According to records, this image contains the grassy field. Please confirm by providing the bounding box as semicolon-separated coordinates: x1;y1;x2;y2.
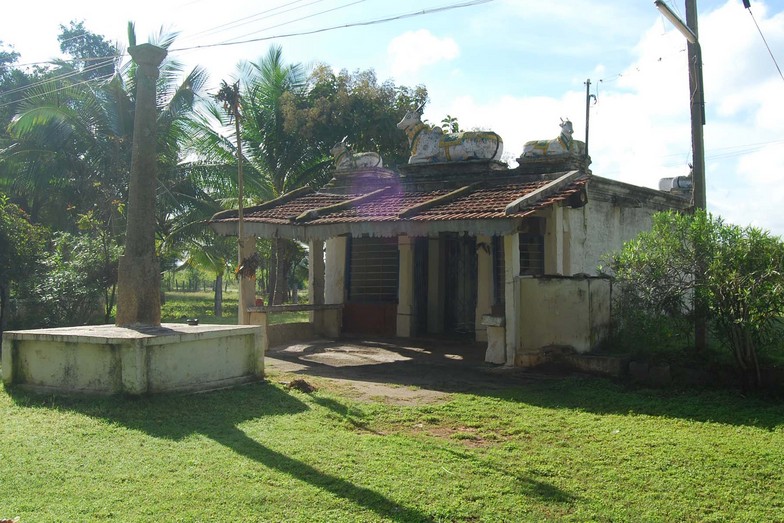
1;373;782;522
161;290;309;325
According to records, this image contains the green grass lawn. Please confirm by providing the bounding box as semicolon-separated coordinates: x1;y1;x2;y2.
161;290;309;325
1;374;782;522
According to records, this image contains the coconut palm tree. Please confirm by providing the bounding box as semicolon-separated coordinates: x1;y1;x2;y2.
1;24;211;320
3;24;209;234
186;45;331;305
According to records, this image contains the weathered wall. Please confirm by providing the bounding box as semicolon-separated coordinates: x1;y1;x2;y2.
565;176;690;276
2;324;263;395
515;276;611;362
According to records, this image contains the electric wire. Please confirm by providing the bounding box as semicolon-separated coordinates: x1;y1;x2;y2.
0;58;121;101
176;0;328;44
219;0;367;45
745;4;784;83
168;0;495;52
4;0;491;101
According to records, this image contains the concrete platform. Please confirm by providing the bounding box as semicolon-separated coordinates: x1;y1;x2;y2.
2;323;263;395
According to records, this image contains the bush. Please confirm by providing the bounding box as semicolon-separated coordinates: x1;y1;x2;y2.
607;210;784;387
24;232;121;327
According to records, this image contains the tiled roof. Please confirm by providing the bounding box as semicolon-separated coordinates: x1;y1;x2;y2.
212;173;587;227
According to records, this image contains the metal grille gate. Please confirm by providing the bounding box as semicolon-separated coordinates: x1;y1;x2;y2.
444;234;477;335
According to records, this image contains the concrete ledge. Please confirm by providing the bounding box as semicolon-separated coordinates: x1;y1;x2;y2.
515;344;628;378
2;323;263;395
267;322;317;347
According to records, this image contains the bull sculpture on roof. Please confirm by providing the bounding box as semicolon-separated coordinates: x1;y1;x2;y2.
396;104;503;164
330;136;383;170
522;118;586;158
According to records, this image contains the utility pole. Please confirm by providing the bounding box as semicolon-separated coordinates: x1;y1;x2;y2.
685;0;708;352
655;0;707;351
584;79;596;160
686;0;706;210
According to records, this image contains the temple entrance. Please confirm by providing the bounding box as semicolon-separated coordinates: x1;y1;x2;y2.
444;234;477;336
343;236;399;336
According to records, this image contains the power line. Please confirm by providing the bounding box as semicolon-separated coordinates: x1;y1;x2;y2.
0;60;120;110
169;0;495;53
0;72;116;111
177;0;328;44
6;0;493;100
0;58;122;101
743;1;784;83
220;0;367;45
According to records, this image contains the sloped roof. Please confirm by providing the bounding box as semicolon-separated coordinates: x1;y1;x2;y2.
210;165;588;240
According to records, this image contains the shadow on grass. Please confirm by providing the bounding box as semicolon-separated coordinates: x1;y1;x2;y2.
441;447;578;504
480;377;784;431
269;339;784;430
8;383;434;522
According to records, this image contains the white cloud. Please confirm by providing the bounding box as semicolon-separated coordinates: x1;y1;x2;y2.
423;1;784;236
387;29;459;78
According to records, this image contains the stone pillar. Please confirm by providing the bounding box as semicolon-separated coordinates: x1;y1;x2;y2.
308;239;325;326
427;236;444;334
238;236;256;325
325;236;347;304
116;44;167;327
474;235;493;342
396;235;414;337
504;233;521;366
545;205;564;275
308;239;325;307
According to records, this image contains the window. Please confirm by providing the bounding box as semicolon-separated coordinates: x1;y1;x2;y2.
347;236;399;302
492;235;505;306
519;217;545;276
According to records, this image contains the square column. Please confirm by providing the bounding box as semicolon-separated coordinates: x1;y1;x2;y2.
474;235;494;342
397;235;415;337
325;236;347;304
238;236;256;325
504;233;521;366
308;239;325;316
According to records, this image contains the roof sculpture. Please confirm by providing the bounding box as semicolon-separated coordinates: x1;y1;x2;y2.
209;115;622;240
396;104;503;164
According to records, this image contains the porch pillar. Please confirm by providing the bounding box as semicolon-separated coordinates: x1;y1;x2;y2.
325;236;347;304
238;236;256;325
308;239;325;310
474;235;493;342
427;236;444;334
503;233;521;366
308;239;326;332
397;235;415;337
545;204;564;275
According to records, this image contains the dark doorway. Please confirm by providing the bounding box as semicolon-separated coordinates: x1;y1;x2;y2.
444;234;477;335
343;236;399;336
413;237;429;336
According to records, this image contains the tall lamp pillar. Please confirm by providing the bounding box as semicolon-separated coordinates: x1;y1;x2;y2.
654;0;707;351
116;44;167;327
685;0;706;210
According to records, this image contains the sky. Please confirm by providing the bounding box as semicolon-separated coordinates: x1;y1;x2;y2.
2;0;784;235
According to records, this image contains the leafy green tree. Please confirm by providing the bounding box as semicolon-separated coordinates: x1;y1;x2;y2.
0;195;47;349
608;210;784;387
58;20;118;80
280;65;428;169
25;231;120;327
2;24;208;235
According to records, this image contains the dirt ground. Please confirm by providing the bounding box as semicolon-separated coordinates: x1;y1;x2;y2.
264;337;552;405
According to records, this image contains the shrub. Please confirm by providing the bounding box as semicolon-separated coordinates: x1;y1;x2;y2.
607;210;784;387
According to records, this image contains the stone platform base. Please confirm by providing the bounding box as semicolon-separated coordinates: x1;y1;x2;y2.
2;323;263;395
